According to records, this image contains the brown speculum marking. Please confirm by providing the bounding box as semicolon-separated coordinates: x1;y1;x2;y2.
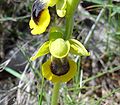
50;58;70;76
32;0;45;24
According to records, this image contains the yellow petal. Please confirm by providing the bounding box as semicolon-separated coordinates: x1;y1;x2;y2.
29;9;50;35
42;58;77;83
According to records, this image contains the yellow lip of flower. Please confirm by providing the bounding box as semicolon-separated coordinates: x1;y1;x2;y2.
29;8;50;35
29;0;50;35
29;0;67;35
42;58;77;83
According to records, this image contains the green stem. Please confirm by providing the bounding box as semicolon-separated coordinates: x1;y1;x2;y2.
65;15;74;40
65;0;80;40
51;83;61;105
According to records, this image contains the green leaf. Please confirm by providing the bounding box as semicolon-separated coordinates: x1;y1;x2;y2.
56;0;67;17
69;39;90;56
30;41;50;61
49;38;70;58
5;67;22;79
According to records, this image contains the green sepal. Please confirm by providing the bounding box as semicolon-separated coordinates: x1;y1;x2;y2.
56;0;67;17
49;27;64;40
30;41;50;61
49;32;63;41
49;38;70;58
69;39;90;56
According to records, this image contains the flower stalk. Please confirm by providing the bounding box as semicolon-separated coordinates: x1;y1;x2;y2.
51;83;61;105
65;0;80;40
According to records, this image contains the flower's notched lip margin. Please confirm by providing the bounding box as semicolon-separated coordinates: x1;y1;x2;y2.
32;0;46;24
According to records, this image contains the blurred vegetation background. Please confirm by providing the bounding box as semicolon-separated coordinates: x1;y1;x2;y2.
0;0;120;105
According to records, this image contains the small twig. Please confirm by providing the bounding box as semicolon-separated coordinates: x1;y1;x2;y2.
94;52;106;69
96;87;120;104
0;59;11;72
0;15;30;22
84;8;105;45
0;34;5;59
82;66;120;84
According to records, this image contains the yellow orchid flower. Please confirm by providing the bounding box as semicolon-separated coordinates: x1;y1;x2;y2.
29;9;50;35
29;0;67;35
30;30;90;83
29;0;50;35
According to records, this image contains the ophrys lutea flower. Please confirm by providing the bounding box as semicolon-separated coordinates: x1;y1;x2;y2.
30;32;90;83
29;0;67;35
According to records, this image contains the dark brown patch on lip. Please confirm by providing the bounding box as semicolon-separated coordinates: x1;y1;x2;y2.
32;0;46;24
50;58;70;76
